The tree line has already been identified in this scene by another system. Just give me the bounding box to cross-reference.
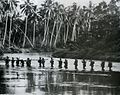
[0,0,120,52]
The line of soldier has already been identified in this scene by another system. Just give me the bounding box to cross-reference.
[4,56,113,71]
[74,59,112,71]
[5,56,31,67]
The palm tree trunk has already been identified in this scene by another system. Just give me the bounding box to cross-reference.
[50,21,56,48]
[65,23,69,44]
[33,22,36,46]
[71,20,77,41]
[45,18,50,47]
[12,25,17,45]
[45,27,49,46]
[63,25,66,44]
[88,19,91,32]
[53,22,62,48]
[9,17,12,48]
[22,16,28,47]
[41,10,51,47]
[3,13,8,46]
[78,27,80,36]
[41,18,47,47]
[42,19,50,47]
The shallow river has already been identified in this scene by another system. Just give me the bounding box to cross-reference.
[0,53,120,95]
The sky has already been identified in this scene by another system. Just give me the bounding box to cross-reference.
[54,0,111,6]
[20,0,111,7]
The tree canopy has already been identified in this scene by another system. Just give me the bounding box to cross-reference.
[0,0,119,53]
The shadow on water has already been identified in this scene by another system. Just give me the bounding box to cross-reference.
[26,68,36,93]
[0,66,14,94]
[1,53,120,95]
[38,70,120,95]
[0,66,120,95]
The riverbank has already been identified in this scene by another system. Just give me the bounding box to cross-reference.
[1,46,120,62]
[0,47,42,54]
[0,46,53,54]
[52,49,120,62]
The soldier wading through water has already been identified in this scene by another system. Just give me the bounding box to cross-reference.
[41,58,45,68]
[90,60,95,71]
[108,61,112,71]
[5,56,10,67]
[26,58,31,67]
[11,57,15,67]
[82,59,86,70]
[50,58,54,68]
[64,59,68,69]
[38,57,42,67]
[74,59,78,70]
[58,58,62,68]
[21,59,25,67]
[16,58,20,67]
[101,61,105,71]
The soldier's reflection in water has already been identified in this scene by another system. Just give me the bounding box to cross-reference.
[37,70,120,95]
[38,71,65,94]
[26,69,36,93]
[38,71,54,93]
[0,66,13,94]
[46,71,55,93]
[0,66,7,94]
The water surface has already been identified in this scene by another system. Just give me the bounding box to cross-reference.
[0,53,120,95]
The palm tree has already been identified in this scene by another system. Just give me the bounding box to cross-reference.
[70,3,81,42]
[49,20,56,48]
[41,0,54,47]
[53,4,64,48]
[20,0,34,48]
[8,0,19,48]
[0,1,5,48]
[63,6,73,45]
[2,0,9,46]
[49,2,58,48]
[29,5,41,47]
[0,1,4,40]
[1,0,19,47]
[79,1,95,41]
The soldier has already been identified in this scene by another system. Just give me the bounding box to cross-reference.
[16,58,20,67]
[101,61,105,71]
[82,59,86,70]
[38,57,42,67]
[26,58,31,67]
[41,58,45,68]
[58,58,62,68]
[11,57,15,67]
[90,60,95,71]
[64,59,68,69]
[74,59,78,69]
[50,58,54,68]
[21,59,24,67]
[108,61,112,71]
[5,56,10,67]
[26,58,29,67]
[29,59,31,67]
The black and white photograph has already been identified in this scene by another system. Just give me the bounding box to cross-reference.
[0,0,120,95]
